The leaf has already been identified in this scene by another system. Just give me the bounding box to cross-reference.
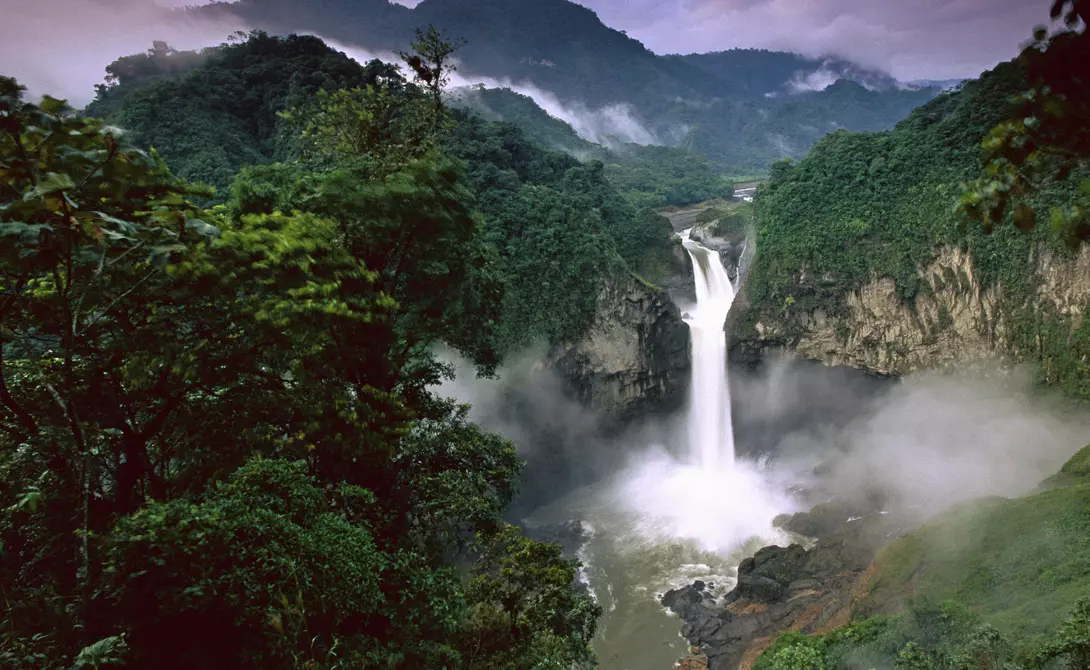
[72,634,128,669]
[91,211,138,234]
[185,217,221,238]
[7,487,43,514]
[30,171,75,196]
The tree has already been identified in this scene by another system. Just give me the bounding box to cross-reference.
[959,0,1090,245]
[398,26,466,132]
[2,72,599,670]
[461,525,601,670]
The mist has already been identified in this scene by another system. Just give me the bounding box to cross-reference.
[734,358,1090,521]
[0,0,244,106]
[447,74,659,147]
[315,37,661,147]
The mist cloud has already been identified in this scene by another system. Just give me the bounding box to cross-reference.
[0,0,244,106]
[737,359,1090,520]
[578,0,1053,80]
[448,75,659,147]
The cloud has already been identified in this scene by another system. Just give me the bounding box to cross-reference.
[446,72,660,147]
[786,63,842,93]
[0,0,244,106]
[735,358,1090,518]
[327,36,660,146]
[576,0,1054,80]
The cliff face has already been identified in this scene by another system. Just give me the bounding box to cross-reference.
[548,274,691,426]
[738,244,1090,377]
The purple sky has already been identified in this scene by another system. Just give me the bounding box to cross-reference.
[581,0,1054,80]
[1,0,1057,105]
[396,0,1053,80]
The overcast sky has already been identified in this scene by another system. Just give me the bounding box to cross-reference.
[579,0,1054,80]
[395,0,1052,80]
[0,0,1057,105]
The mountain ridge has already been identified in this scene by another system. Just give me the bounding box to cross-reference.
[191,0,939,173]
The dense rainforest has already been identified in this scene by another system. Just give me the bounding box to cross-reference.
[743,24,1090,397]
[745,2,1090,667]
[82,32,684,358]
[192,0,940,174]
[0,29,652,668]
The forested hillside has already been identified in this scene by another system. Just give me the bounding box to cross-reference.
[192,0,939,173]
[743,8,1090,667]
[0,28,660,666]
[83,34,685,359]
[675,49,900,98]
[741,44,1090,396]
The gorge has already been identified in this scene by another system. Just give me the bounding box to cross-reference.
[4,2,1090,668]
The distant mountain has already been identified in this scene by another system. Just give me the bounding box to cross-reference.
[906,78,966,91]
[192,0,940,173]
[674,49,900,98]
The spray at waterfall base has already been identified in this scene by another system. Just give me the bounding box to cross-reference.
[616,230,794,559]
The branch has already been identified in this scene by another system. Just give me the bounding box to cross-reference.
[0,347,38,435]
[82,268,157,333]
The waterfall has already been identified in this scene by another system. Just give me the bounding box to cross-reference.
[681,229,736,469]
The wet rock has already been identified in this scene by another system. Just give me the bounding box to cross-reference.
[523,520,586,556]
[665,506,914,670]
[548,273,690,427]
[676,655,709,670]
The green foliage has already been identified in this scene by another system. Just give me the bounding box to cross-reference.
[85,32,402,193]
[94,32,678,360]
[444,115,674,352]
[0,75,598,669]
[959,1,1090,245]
[746,45,1090,398]
[462,525,601,670]
[862,482,1090,643]
[602,144,734,209]
[758,597,1090,670]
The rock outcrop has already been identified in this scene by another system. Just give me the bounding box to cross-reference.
[740,244,1090,377]
[549,274,690,426]
[662,502,912,670]
[690,223,747,284]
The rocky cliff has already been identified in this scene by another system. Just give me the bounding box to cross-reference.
[735,243,1090,379]
[548,273,691,426]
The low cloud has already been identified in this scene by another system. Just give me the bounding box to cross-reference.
[786,64,842,93]
[448,73,659,147]
[0,0,244,106]
[735,358,1090,519]
[325,38,660,147]
[578,0,1053,81]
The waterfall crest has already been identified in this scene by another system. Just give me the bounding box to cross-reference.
[681,229,736,469]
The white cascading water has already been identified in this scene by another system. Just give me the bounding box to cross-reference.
[680,228,737,468]
[522,226,795,669]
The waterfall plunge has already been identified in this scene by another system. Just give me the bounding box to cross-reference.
[681,229,736,469]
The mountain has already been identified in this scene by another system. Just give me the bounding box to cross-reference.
[190,0,939,174]
[675,49,899,98]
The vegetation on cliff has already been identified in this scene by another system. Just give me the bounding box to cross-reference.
[0,29,606,667]
[751,6,1090,666]
[744,6,1090,397]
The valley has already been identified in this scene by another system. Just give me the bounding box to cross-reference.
[2,1,1090,669]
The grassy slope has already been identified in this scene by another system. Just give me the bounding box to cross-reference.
[863,468,1090,640]
[756,445,1090,668]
